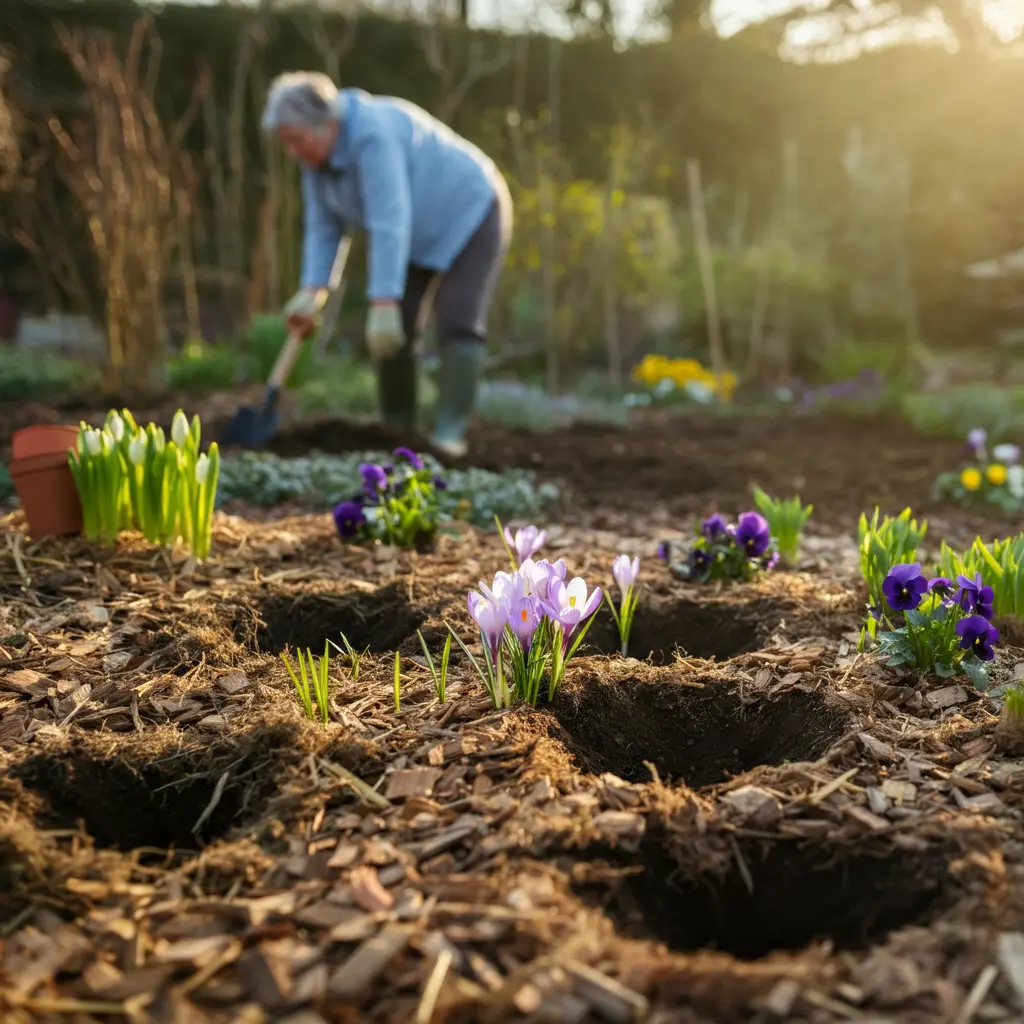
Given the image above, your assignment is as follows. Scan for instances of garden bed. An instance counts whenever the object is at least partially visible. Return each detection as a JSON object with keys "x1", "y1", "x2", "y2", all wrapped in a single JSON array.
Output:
[{"x1": 2, "y1": 408, "x2": 1024, "y2": 1023}]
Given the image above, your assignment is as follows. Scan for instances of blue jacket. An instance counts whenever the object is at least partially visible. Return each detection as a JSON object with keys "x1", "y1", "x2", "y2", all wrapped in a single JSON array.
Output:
[{"x1": 301, "y1": 89, "x2": 500, "y2": 300}]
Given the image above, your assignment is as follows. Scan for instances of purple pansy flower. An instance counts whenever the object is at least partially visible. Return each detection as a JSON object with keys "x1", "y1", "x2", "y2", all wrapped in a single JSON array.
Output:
[
  {"x1": 702, "y1": 514, "x2": 729, "y2": 541},
  {"x1": 332, "y1": 500, "x2": 366, "y2": 539},
  {"x1": 359, "y1": 462, "x2": 388, "y2": 497},
  {"x1": 735, "y1": 511, "x2": 771, "y2": 558},
  {"x1": 928, "y1": 576, "x2": 953, "y2": 598},
  {"x1": 953, "y1": 572, "x2": 995, "y2": 619},
  {"x1": 432, "y1": 475, "x2": 448, "y2": 491},
  {"x1": 656, "y1": 541, "x2": 671, "y2": 564},
  {"x1": 956, "y1": 614, "x2": 999, "y2": 661},
  {"x1": 881, "y1": 563, "x2": 928, "y2": 611},
  {"x1": 393, "y1": 447, "x2": 425, "y2": 469},
  {"x1": 688, "y1": 547, "x2": 710, "y2": 576}
]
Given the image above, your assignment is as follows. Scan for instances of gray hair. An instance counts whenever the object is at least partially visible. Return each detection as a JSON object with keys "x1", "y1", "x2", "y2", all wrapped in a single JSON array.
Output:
[{"x1": 261, "y1": 72, "x2": 339, "y2": 132}]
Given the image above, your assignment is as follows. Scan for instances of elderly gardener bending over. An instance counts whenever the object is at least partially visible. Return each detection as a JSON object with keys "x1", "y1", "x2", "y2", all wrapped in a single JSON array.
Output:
[{"x1": 261, "y1": 72, "x2": 513, "y2": 458}]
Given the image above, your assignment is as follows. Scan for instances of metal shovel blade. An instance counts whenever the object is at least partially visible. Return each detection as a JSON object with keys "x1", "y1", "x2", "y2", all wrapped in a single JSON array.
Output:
[{"x1": 218, "y1": 389, "x2": 281, "y2": 448}]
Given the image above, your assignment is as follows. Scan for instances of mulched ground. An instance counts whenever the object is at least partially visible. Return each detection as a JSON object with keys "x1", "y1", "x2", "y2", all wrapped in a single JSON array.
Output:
[{"x1": 3, "y1": 400, "x2": 1024, "y2": 1023}]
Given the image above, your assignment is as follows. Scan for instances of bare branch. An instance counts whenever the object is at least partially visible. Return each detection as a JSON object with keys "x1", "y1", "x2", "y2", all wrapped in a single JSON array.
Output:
[
  {"x1": 294, "y1": 3, "x2": 359, "y2": 82},
  {"x1": 440, "y1": 37, "x2": 513, "y2": 121}
]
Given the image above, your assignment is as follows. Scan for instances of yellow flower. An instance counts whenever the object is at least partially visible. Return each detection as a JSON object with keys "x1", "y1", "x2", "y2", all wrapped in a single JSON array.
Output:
[
  {"x1": 986, "y1": 463, "x2": 1008, "y2": 486},
  {"x1": 961, "y1": 467, "x2": 983, "y2": 491}
]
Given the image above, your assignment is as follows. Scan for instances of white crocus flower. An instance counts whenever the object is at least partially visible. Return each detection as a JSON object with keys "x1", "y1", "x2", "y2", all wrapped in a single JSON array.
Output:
[
  {"x1": 84, "y1": 429, "x2": 103, "y2": 457},
  {"x1": 994, "y1": 443, "x2": 1021, "y2": 465},
  {"x1": 195, "y1": 452, "x2": 210, "y2": 485},
  {"x1": 612, "y1": 554, "x2": 640, "y2": 594},
  {"x1": 107, "y1": 412, "x2": 125, "y2": 442},
  {"x1": 171, "y1": 410, "x2": 190, "y2": 447},
  {"x1": 1008, "y1": 464, "x2": 1024, "y2": 499},
  {"x1": 128, "y1": 434, "x2": 147, "y2": 466}
]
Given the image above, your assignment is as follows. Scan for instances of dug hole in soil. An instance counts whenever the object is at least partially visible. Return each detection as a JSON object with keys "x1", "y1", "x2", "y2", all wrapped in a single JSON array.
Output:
[
  {"x1": 234, "y1": 581, "x2": 427, "y2": 656},
  {"x1": 583, "y1": 591, "x2": 792, "y2": 664},
  {"x1": 550, "y1": 674, "x2": 851, "y2": 788},
  {"x1": 8, "y1": 725, "x2": 310, "y2": 854},
  {"x1": 573, "y1": 826, "x2": 956, "y2": 960}
]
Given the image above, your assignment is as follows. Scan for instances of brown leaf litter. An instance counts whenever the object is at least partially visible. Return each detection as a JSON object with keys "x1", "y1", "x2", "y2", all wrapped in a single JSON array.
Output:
[{"x1": 1, "y1": 509, "x2": 1024, "y2": 1022}]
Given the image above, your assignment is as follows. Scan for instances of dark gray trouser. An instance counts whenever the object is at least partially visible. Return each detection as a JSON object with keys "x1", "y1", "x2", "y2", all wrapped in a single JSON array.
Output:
[{"x1": 400, "y1": 173, "x2": 513, "y2": 347}]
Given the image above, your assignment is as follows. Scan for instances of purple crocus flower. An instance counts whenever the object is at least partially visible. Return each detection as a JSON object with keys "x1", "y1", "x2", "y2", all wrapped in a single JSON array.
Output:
[
  {"x1": 359, "y1": 462, "x2": 388, "y2": 497},
  {"x1": 531, "y1": 559, "x2": 566, "y2": 602},
  {"x1": 508, "y1": 594, "x2": 540, "y2": 652},
  {"x1": 393, "y1": 447, "x2": 425, "y2": 469},
  {"x1": 966, "y1": 428, "x2": 987, "y2": 460},
  {"x1": 702, "y1": 514, "x2": 729, "y2": 542},
  {"x1": 545, "y1": 577, "x2": 603, "y2": 645},
  {"x1": 735, "y1": 512, "x2": 771, "y2": 558},
  {"x1": 504, "y1": 524, "x2": 547, "y2": 565},
  {"x1": 332, "y1": 500, "x2": 366, "y2": 539},
  {"x1": 953, "y1": 572, "x2": 995, "y2": 619},
  {"x1": 468, "y1": 592, "x2": 509, "y2": 664},
  {"x1": 612, "y1": 554, "x2": 640, "y2": 594},
  {"x1": 956, "y1": 614, "x2": 999, "y2": 661},
  {"x1": 882, "y1": 563, "x2": 928, "y2": 611}
]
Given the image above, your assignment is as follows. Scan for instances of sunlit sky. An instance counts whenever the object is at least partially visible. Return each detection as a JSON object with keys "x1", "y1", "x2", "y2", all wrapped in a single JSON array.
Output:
[{"x1": 176, "y1": 0, "x2": 1024, "y2": 59}]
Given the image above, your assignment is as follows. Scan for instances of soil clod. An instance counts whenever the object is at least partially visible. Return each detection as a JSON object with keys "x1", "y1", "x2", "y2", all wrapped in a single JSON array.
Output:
[
  {"x1": 580, "y1": 833, "x2": 953, "y2": 959},
  {"x1": 551, "y1": 676, "x2": 849, "y2": 787},
  {"x1": 241, "y1": 583, "x2": 427, "y2": 655}
]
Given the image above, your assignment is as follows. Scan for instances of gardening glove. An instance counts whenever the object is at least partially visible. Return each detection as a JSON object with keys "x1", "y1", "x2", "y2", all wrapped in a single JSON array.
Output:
[
  {"x1": 283, "y1": 288, "x2": 327, "y2": 338},
  {"x1": 365, "y1": 301, "x2": 404, "y2": 361}
]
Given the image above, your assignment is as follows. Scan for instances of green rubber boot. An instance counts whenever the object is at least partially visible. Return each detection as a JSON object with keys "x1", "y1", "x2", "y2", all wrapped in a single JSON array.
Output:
[
  {"x1": 376, "y1": 345, "x2": 418, "y2": 434},
  {"x1": 431, "y1": 339, "x2": 484, "y2": 459}
]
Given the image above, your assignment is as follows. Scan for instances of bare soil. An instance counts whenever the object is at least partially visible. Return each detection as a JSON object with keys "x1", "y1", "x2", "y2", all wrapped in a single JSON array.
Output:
[{"x1": 2, "y1": 402, "x2": 1024, "y2": 1023}]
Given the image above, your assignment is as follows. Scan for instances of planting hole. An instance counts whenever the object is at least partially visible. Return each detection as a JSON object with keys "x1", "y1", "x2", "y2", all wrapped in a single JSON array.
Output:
[
  {"x1": 551, "y1": 676, "x2": 849, "y2": 788},
  {"x1": 14, "y1": 747, "x2": 272, "y2": 854},
  {"x1": 578, "y1": 831, "x2": 952, "y2": 958},
  {"x1": 584, "y1": 593, "x2": 788, "y2": 664},
  {"x1": 241, "y1": 583, "x2": 426, "y2": 655}
]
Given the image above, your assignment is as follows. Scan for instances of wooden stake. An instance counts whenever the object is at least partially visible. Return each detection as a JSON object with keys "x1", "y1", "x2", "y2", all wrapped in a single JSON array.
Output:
[{"x1": 686, "y1": 158, "x2": 725, "y2": 376}]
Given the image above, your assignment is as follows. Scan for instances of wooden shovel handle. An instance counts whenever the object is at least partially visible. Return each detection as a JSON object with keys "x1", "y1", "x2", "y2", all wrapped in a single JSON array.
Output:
[{"x1": 268, "y1": 327, "x2": 305, "y2": 390}]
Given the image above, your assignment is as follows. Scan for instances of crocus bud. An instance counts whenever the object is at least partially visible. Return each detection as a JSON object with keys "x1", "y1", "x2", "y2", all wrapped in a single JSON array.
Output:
[
  {"x1": 128, "y1": 434, "x2": 147, "y2": 466},
  {"x1": 171, "y1": 410, "x2": 189, "y2": 447},
  {"x1": 150, "y1": 426, "x2": 166, "y2": 453},
  {"x1": 612, "y1": 554, "x2": 640, "y2": 593},
  {"x1": 195, "y1": 452, "x2": 210, "y2": 485},
  {"x1": 85, "y1": 429, "x2": 102, "y2": 457},
  {"x1": 107, "y1": 412, "x2": 124, "y2": 443}
]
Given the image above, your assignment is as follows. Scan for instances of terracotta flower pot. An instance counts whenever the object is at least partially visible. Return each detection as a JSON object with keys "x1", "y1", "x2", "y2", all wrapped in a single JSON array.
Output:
[
  {"x1": 12, "y1": 424, "x2": 80, "y2": 462},
  {"x1": 10, "y1": 450, "x2": 83, "y2": 539}
]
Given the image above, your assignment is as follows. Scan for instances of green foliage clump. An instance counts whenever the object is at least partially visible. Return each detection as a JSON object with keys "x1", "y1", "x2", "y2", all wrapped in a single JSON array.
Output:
[
  {"x1": 938, "y1": 535, "x2": 1024, "y2": 621},
  {"x1": 0, "y1": 465, "x2": 14, "y2": 503},
  {"x1": 215, "y1": 450, "x2": 559, "y2": 527},
  {"x1": 857, "y1": 506, "x2": 928, "y2": 613},
  {"x1": 0, "y1": 348, "x2": 100, "y2": 401},
  {"x1": 903, "y1": 387, "x2": 1024, "y2": 442},
  {"x1": 752, "y1": 486, "x2": 812, "y2": 567},
  {"x1": 168, "y1": 342, "x2": 244, "y2": 393}
]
